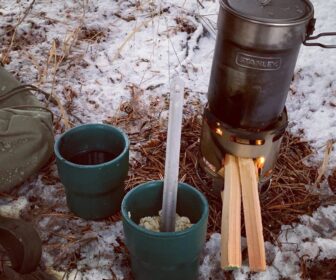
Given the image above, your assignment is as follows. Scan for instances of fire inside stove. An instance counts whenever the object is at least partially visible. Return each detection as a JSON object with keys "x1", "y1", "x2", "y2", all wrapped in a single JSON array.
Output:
[{"x1": 199, "y1": 106, "x2": 288, "y2": 188}]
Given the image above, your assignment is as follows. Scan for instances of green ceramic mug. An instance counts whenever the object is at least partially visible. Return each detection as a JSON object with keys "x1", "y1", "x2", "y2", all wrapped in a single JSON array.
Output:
[
  {"x1": 54, "y1": 123, "x2": 129, "y2": 220},
  {"x1": 121, "y1": 181, "x2": 209, "y2": 280}
]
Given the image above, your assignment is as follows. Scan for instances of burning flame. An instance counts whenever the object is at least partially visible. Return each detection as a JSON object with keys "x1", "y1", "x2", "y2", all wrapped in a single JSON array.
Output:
[
  {"x1": 255, "y1": 139, "x2": 264, "y2": 146},
  {"x1": 215, "y1": 128, "x2": 223, "y2": 136},
  {"x1": 256, "y1": 157, "x2": 265, "y2": 170}
]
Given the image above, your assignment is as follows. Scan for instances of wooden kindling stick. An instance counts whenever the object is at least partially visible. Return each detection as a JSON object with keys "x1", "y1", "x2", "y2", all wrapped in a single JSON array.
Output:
[
  {"x1": 221, "y1": 154, "x2": 242, "y2": 269},
  {"x1": 238, "y1": 157, "x2": 266, "y2": 272}
]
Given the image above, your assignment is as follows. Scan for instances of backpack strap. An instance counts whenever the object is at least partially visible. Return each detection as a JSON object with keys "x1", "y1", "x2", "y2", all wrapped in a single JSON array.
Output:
[{"x1": 0, "y1": 84, "x2": 55, "y2": 120}]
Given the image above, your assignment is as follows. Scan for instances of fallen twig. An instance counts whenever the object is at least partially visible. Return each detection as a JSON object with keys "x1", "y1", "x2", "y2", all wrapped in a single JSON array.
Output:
[{"x1": 1, "y1": 0, "x2": 36, "y2": 64}]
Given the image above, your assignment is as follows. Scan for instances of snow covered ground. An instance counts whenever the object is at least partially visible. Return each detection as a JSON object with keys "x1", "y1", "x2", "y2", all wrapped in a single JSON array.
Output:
[{"x1": 0, "y1": 0, "x2": 336, "y2": 279}]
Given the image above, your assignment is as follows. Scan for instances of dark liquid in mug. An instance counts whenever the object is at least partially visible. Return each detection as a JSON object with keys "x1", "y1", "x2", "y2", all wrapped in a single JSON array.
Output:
[{"x1": 69, "y1": 150, "x2": 117, "y2": 165}]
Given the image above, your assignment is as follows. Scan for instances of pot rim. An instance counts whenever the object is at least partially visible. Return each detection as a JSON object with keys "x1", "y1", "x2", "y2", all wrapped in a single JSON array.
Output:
[
  {"x1": 220, "y1": 0, "x2": 315, "y2": 27},
  {"x1": 121, "y1": 180, "x2": 209, "y2": 238},
  {"x1": 54, "y1": 123, "x2": 130, "y2": 169}
]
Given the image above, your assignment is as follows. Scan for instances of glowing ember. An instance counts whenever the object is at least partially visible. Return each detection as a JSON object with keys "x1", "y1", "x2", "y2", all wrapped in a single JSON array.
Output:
[
  {"x1": 215, "y1": 128, "x2": 223, "y2": 136},
  {"x1": 256, "y1": 157, "x2": 265, "y2": 169},
  {"x1": 256, "y1": 139, "x2": 264, "y2": 146}
]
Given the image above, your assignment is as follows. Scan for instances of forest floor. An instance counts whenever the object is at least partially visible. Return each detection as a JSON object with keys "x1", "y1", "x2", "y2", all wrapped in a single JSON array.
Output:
[{"x1": 0, "y1": 0, "x2": 336, "y2": 279}]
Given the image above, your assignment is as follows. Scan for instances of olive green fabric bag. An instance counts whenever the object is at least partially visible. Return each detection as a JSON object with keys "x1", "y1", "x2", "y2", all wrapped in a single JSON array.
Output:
[{"x1": 0, "y1": 66, "x2": 54, "y2": 192}]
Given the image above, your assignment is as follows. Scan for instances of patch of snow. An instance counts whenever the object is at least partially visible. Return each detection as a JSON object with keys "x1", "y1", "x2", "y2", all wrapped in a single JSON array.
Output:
[
  {"x1": 1, "y1": 0, "x2": 336, "y2": 279},
  {"x1": 201, "y1": 204, "x2": 336, "y2": 280},
  {"x1": 315, "y1": 238, "x2": 336, "y2": 260},
  {"x1": 199, "y1": 233, "x2": 225, "y2": 279},
  {"x1": 273, "y1": 251, "x2": 301, "y2": 279},
  {"x1": 288, "y1": 0, "x2": 336, "y2": 168},
  {"x1": 0, "y1": 197, "x2": 28, "y2": 218}
]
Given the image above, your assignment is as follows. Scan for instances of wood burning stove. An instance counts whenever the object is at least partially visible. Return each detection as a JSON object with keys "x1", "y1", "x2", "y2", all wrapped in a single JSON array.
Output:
[
  {"x1": 200, "y1": 107, "x2": 287, "y2": 186},
  {"x1": 200, "y1": 0, "x2": 336, "y2": 187}
]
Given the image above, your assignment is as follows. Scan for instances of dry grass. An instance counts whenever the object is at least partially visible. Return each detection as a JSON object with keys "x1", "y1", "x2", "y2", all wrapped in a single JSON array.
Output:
[
  {"x1": 301, "y1": 258, "x2": 336, "y2": 280},
  {"x1": 0, "y1": 1, "x2": 332, "y2": 276},
  {"x1": 260, "y1": 133, "x2": 322, "y2": 242},
  {"x1": 106, "y1": 104, "x2": 323, "y2": 243},
  {"x1": 0, "y1": 83, "x2": 329, "y2": 278},
  {"x1": 0, "y1": 0, "x2": 91, "y2": 132},
  {"x1": 0, "y1": 0, "x2": 36, "y2": 65},
  {"x1": 328, "y1": 169, "x2": 336, "y2": 194}
]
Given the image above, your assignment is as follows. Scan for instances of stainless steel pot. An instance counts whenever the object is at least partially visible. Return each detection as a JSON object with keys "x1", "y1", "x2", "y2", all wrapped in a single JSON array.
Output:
[{"x1": 208, "y1": 0, "x2": 336, "y2": 129}]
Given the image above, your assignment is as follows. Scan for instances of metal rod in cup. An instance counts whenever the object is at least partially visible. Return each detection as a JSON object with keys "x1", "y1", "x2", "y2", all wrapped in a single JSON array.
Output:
[{"x1": 160, "y1": 77, "x2": 185, "y2": 232}]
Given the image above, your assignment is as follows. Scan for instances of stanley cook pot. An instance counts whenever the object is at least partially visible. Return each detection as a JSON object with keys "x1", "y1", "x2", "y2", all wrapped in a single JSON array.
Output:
[{"x1": 208, "y1": 0, "x2": 336, "y2": 129}]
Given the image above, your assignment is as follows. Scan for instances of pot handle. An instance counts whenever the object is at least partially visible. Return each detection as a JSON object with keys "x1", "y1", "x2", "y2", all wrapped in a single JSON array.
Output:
[
  {"x1": 304, "y1": 19, "x2": 336, "y2": 48},
  {"x1": 304, "y1": 32, "x2": 336, "y2": 48}
]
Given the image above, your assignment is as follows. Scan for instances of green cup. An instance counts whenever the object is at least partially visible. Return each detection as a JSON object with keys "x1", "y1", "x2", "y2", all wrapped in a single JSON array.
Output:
[
  {"x1": 121, "y1": 181, "x2": 209, "y2": 280},
  {"x1": 54, "y1": 123, "x2": 129, "y2": 220}
]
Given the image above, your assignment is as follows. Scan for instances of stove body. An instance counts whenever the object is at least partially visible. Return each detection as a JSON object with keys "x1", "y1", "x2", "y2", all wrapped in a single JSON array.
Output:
[
  {"x1": 200, "y1": 107, "x2": 287, "y2": 187},
  {"x1": 200, "y1": 0, "x2": 316, "y2": 186}
]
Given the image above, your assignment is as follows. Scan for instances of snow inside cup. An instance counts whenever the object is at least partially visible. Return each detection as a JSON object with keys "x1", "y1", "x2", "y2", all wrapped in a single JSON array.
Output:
[{"x1": 121, "y1": 180, "x2": 209, "y2": 280}]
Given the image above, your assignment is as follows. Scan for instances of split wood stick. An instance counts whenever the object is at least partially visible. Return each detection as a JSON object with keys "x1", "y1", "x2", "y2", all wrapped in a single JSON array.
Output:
[
  {"x1": 221, "y1": 154, "x2": 242, "y2": 269},
  {"x1": 238, "y1": 157, "x2": 266, "y2": 272}
]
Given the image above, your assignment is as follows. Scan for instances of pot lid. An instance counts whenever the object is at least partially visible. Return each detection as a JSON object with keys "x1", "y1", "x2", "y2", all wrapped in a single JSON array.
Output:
[{"x1": 222, "y1": 0, "x2": 313, "y2": 23}]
